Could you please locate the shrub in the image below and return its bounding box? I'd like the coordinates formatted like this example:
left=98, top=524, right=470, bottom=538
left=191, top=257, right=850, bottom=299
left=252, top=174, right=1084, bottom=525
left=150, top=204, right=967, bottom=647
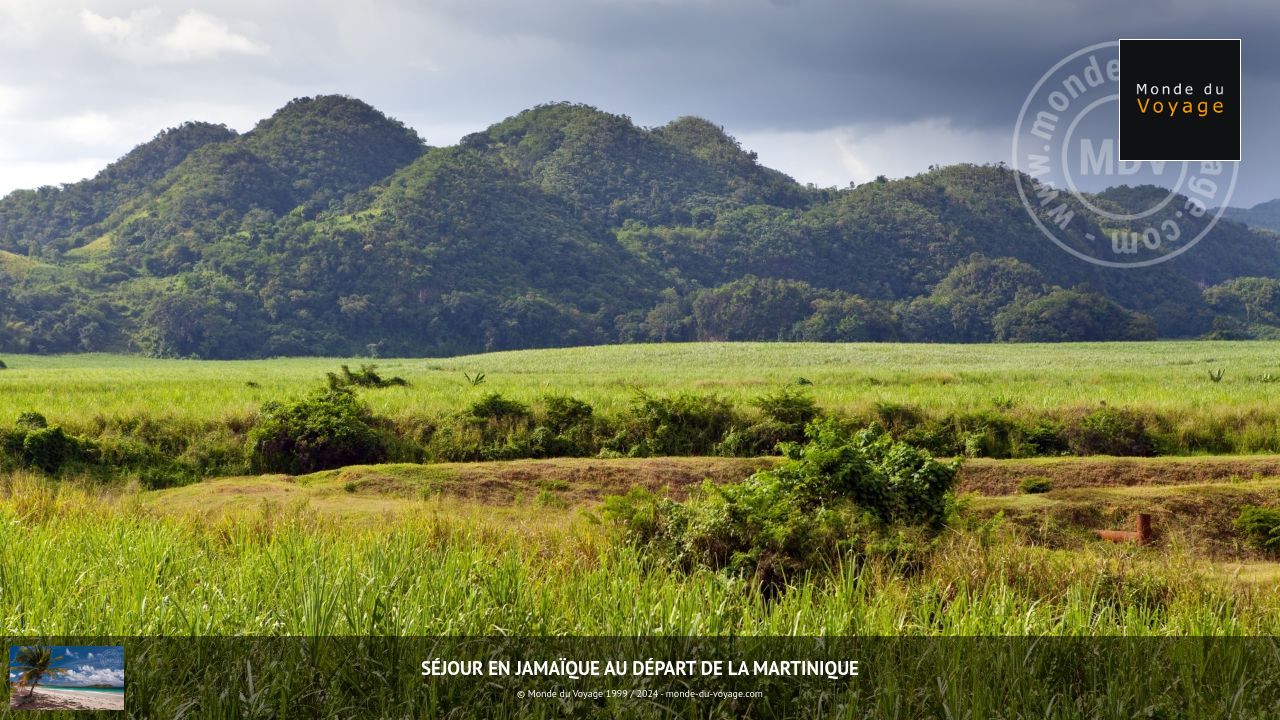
left=608, top=392, right=739, bottom=457
left=1234, top=506, right=1280, bottom=555
left=900, top=421, right=960, bottom=456
left=604, top=420, right=959, bottom=592
left=752, top=387, right=819, bottom=428
left=249, top=389, right=389, bottom=474
left=0, top=428, right=23, bottom=464
left=21, top=426, right=94, bottom=474
left=0, top=359, right=7, bottom=369
left=1019, top=476, right=1053, bottom=494
left=718, top=387, right=822, bottom=455
left=522, top=425, right=578, bottom=459
left=951, top=412, right=1018, bottom=458
left=468, top=393, right=531, bottom=422
left=421, top=394, right=538, bottom=462
left=872, top=402, right=925, bottom=434
left=716, top=419, right=796, bottom=457
left=542, top=395, right=593, bottom=434
left=1017, top=418, right=1068, bottom=456
left=133, top=464, right=201, bottom=491
left=16, top=411, right=47, bottom=430
left=1064, top=406, right=1155, bottom=456
left=991, top=395, right=1016, bottom=410
left=326, top=364, right=408, bottom=390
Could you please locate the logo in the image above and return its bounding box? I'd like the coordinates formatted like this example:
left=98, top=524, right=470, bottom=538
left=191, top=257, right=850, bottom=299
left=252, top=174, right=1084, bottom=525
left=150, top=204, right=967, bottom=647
left=1012, top=41, right=1238, bottom=268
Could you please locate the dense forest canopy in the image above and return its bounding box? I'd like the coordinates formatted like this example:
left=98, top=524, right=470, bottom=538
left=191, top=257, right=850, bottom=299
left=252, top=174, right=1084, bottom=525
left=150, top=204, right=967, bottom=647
left=1, top=95, right=1278, bottom=357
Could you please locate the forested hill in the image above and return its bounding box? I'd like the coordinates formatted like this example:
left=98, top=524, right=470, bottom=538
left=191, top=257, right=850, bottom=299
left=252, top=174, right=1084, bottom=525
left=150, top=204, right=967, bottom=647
left=1223, top=199, right=1280, bottom=234
left=2, top=95, right=1280, bottom=358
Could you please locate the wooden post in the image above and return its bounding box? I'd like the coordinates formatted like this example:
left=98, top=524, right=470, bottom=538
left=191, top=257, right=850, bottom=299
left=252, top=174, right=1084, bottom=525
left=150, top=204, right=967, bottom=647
left=1135, top=513, right=1152, bottom=545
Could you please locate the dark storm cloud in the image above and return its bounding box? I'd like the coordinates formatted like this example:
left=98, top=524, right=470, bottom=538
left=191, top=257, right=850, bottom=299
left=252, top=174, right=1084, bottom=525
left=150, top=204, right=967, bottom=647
left=404, top=0, right=1280, bottom=130
left=0, top=0, right=1276, bottom=203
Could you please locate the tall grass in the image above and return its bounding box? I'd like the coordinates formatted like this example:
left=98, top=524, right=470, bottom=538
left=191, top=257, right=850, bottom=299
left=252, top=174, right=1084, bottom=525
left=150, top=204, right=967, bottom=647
left=1, top=474, right=1275, bottom=638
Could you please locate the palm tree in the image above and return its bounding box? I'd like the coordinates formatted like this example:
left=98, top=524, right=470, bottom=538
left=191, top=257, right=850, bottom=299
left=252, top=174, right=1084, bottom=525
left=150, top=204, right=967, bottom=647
left=11, top=645, right=68, bottom=700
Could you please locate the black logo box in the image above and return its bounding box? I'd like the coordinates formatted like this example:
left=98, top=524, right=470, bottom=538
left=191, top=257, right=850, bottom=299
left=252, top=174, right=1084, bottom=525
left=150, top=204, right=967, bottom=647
left=1119, top=39, right=1241, bottom=162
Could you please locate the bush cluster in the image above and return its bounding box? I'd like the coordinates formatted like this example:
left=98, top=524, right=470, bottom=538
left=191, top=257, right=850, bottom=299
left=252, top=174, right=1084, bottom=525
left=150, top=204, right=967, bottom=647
left=1234, top=506, right=1280, bottom=555
left=1064, top=406, right=1155, bottom=456
left=605, top=391, right=740, bottom=457
left=0, top=412, right=97, bottom=474
left=887, top=405, right=1154, bottom=459
left=326, top=364, right=408, bottom=390
left=249, top=389, right=391, bottom=474
left=604, top=419, right=959, bottom=592
left=427, top=393, right=599, bottom=462
left=0, top=381, right=1223, bottom=489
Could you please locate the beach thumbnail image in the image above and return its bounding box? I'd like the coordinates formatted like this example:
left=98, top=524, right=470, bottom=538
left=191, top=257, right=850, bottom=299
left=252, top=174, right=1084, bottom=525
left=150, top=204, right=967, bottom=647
left=8, top=645, right=125, bottom=711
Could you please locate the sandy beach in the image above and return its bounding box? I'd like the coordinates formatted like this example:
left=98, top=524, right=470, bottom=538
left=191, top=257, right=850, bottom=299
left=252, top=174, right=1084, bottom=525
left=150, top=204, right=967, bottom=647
left=9, top=686, right=125, bottom=711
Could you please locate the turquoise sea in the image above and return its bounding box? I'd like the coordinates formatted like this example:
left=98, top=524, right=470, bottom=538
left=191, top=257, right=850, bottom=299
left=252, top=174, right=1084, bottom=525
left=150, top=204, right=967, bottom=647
left=33, top=686, right=125, bottom=695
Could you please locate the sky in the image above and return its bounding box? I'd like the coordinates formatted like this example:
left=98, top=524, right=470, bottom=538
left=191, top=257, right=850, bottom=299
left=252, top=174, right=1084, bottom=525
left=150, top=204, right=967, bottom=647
left=0, top=0, right=1277, bottom=206
left=8, top=645, right=125, bottom=688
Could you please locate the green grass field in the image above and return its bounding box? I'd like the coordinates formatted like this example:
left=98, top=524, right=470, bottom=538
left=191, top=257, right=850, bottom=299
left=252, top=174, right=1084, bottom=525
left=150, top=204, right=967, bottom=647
left=3, top=341, right=1280, bottom=426
left=2, top=343, right=1279, bottom=644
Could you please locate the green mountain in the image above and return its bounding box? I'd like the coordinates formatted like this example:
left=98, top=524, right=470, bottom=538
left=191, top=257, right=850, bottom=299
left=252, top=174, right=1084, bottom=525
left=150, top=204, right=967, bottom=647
left=2, top=96, right=1279, bottom=357
left=1222, top=199, right=1280, bottom=234
left=0, top=121, right=236, bottom=255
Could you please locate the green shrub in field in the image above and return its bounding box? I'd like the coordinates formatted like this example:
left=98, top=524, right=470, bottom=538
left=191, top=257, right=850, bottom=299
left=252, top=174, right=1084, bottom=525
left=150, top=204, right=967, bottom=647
left=96, top=438, right=198, bottom=489
left=533, top=395, right=600, bottom=457
left=1, top=412, right=96, bottom=475
left=900, top=421, right=959, bottom=456
left=1064, top=406, right=1155, bottom=456
left=16, top=411, right=47, bottom=430
left=426, top=394, right=549, bottom=462
left=326, top=364, right=408, bottom=390
left=872, top=401, right=925, bottom=433
left=430, top=395, right=603, bottom=462
left=606, top=391, right=740, bottom=457
left=20, top=425, right=96, bottom=474
left=1234, top=506, right=1280, bottom=555
left=604, top=419, right=959, bottom=592
left=249, top=389, right=390, bottom=474
left=0, top=359, right=6, bottom=369
left=1019, top=476, right=1053, bottom=494
left=542, top=395, right=593, bottom=434
left=954, top=411, right=1018, bottom=458
left=896, top=412, right=1068, bottom=459
left=22, top=426, right=73, bottom=473
left=716, top=419, right=797, bottom=457
left=752, top=387, right=819, bottom=428
left=468, top=393, right=531, bottom=422
left=718, top=388, right=821, bottom=457
left=1017, top=418, right=1068, bottom=456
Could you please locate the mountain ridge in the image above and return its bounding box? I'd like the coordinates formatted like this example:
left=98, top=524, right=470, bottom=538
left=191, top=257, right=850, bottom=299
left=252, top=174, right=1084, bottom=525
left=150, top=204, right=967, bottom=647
left=1, top=95, right=1278, bottom=357
left=1222, top=198, right=1280, bottom=234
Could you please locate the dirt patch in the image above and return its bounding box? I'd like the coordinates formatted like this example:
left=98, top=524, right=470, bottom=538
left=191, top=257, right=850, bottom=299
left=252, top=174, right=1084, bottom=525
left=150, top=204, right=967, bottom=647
left=431, top=456, right=779, bottom=505
left=959, top=456, right=1280, bottom=495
